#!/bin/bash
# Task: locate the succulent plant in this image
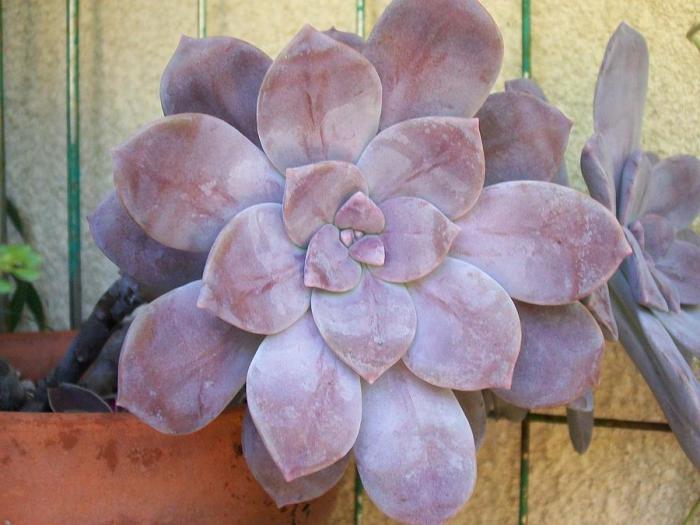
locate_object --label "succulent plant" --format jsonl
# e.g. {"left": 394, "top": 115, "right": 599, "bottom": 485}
{"left": 581, "top": 23, "right": 700, "bottom": 468}
{"left": 90, "top": 0, "right": 631, "bottom": 522}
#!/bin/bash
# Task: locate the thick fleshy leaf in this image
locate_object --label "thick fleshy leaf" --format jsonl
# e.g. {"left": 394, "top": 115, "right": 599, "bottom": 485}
{"left": 634, "top": 155, "right": 700, "bottom": 229}
{"left": 364, "top": 0, "right": 503, "bottom": 128}
{"left": 372, "top": 197, "right": 460, "bottom": 283}
{"left": 637, "top": 214, "right": 674, "bottom": 260}
{"left": 611, "top": 273, "right": 700, "bottom": 468}
{"left": 477, "top": 92, "right": 572, "bottom": 186}
{"left": 582, "top": 284, "right": 619, "bottom": 341}
{"left": 323, "top": 27, "right": 364, "bottom": 52}
{"left": 452, "top": 181, "right": 630, "bottom": 304}
{"left": 114, "top": 113, "right": 284, "bottom": 252}
{"left": 617, "top": 149, "right": 652, "bottom": 225}
{"left": 242, "top": 409, "right": 349, "bottom": 508}
{"left": 118, "top": 281, "right": 260, "bottom": 434}
{"left": 48, "top": 384, "right": 112, "bottom": 413}
{"left": 485, "top": 391, "right": 528, "bottom": 423}
{"left": 311, "top": 270, "right": 416, "bottom": 383}
{"left": 257, "top": 25, "right": 381, "bottom": 172}
{"left": 649, "top": 265, "right": 681, "bottom": 313}
{"left": 304, "top": 224, "right": 362, "bottom": 292}
{"left": 403, "top": 258, "right": 521, "bottom": 390}
{"left": 454, "top": 390, "right": 487, "bottom": 451}
{"left": 655, "top": 240, "right": 700, "bottom": 305}
{"left": 89, "top": 191, "right": 207, "bottom": 299}
{"left": 348, "top": 235, "right": 385, "bottom": 266}
{"left": 493, "top": 302, "right": 604, "bottom": 409}
{"left": 355, "top": 362, "right": 476, "bottom": 525}
{"left": 357, "top": 117, "right": 485, "bottom": 219}
{"left": 566, "top": 390, "right": 594, "bottom": 454}
{"left": 654, "top": 307, "right": 700, "bottom": 358}
{"left": 160, "top": 36, "right": 271, "bottom": 146}
{"left": 593, "top": 23, "right": 648, "bottom": 187}
{"left": 284, "top": 161, "right": 368, "bottom": 246}
{"left": 199, "top": 203, "right": 309, "bottom": 335}
{"left": 334, "top": 191, "right": 385, "bottom": 233}
{"left": 621, "top": 228, "right": 668, "bottom": 311}
{"left": 246, "top": 313, "right": 362, "bottom": 481}
{"left": 580, "top": 134, "right": 617, "bottom": 212}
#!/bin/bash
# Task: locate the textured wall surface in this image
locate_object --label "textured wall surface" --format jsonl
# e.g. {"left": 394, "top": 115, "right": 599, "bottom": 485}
{"left": 3, "top": 0, "right": 699, "bottom": 523}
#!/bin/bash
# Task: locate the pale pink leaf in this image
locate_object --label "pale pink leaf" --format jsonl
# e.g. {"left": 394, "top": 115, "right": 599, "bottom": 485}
{"left": 452, "top": 181, "right": 630, "bottom": 304}
{"left": 323, "top": 27, "right": 365, "bottom": 52}
{"left": 355, "top": 362, "right": 476, "bottom": 525}
{"left": 257, "top": 25, "right": 381, "bottom": 172}
{"left": 617, "top": 149, "right": 652, "bottom": 225}
{"left": 581, "top": 284, "right": 619, "bottom": 341}
{"left": 117, "top": 281, "right": 260, "bottom": 434}
{"left": 477, "top": 92, "right": 572, "bottom": 186}
{"left": 304, "top": 224, "right": 362, "bottom": 292}
{"left": 372, "top": 197, "right": 460, "bottom": 283}
{"left": 357, "top": 117, "right": 485, "bottom": 219}
{"left": 348, "top": 235, "right": 385, "bottom": 266}
{"left": 88, "top": 191, "right": 206, "bottom": 299}
{"left": 284, "top": 161, "right": 368, "bottom": 246}
{"left": 246, "top": 313, "right": 362, "bottom": 481}
{"left": 113, "top": 113, "right": 283, "bottom": 252}
{"left": 637, "top": 214, "right": 674, "bottom": 261}
{"left": 493, "top": 302, "right": 605, "bottom": 409}
{"left": 621, "top": 228, "right": 669, "bottom": 311}
{"left": 453, "top": 390, "right": 487, "bottom": 451}
{"left": 199, "top": 203, "right": 310, "bottom": 335}
{"left": 242, "top": 409, "right": 350, "bottom": 508}
{"left": 311, "top": 270, "right": 416, "bottom": 383}
{"left": 160, "top": 36, "right": 271, "bottom": 146}
{"left": 655, "top": 240, "right": 700, "bottom": 305}
{"left": 364, "top": 0, "right": 503, "bottom": 128}
{"left": 334, "top": 191, "right": 385, "bottom": 234}
{"left": 403, "top": 258, "right": 521, "bottom": 390}
{"left": 580, "top": 134, "right": 617, "bottom": 212}
{"left": 654, "top": 307, "right": 700, "bottom": 358}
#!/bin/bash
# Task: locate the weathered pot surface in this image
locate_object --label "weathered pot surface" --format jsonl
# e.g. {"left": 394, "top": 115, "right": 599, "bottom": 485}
{"left": 0, "top": 331, "right": 340, "bottom": 524}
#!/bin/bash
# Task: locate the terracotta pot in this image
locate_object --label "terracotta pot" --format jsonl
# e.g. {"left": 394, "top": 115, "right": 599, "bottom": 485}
{"left": 0, "top": 331, "right": 339, "bottom": 524}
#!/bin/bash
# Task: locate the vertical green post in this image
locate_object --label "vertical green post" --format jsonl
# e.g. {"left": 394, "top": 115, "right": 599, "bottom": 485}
{"left": 66, "top": 0, "right": 81, "bottom": 328}
{"left": 0, "top": 0, "right": 6, "bottom": 245}
{"left": 521, "top": 0, "right": 531, "bottom": 78}
{"left": 518, "top": 417, "right": 530, "bottom": 525}
{"left": 198, "top": 0, "right": 207, "bottom": 38}
{"left": 356, "top": 0, "right": 366, "bottom": 39}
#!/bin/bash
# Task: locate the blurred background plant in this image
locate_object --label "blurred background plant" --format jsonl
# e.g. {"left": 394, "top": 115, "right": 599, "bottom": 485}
{"left": 1, "top": 198, "right": 47, "bottom": 331}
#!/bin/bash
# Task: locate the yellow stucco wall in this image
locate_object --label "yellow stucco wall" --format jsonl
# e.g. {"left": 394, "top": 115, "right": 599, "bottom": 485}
{"left": 3, "top": 1, "right": 699, "bottom": 523}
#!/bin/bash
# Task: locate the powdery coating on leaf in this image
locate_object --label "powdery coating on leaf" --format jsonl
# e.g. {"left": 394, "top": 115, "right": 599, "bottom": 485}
{"left": 364, "top": 0, "right": 503, "bottom": 129}
{"left": 113, "top": 113, "right": 284, "bottom": 252}
{"left": 257, "top": 25, "right": 381, "bottom": 172}
{"left": 334, "top": 191, "right": 385, "bottom": 233}
{"left": 246, "top": 313, "right": 361, "bottom": 481}
{"left": 372, "top": 197, "right": 460, "bottom": 283}
{"left": 453, "top": 390, "right": 487, "bottom": 451}
{"left": 493, "top": 301, "right": 605, "bottom": 409}
{"left": 632, "top": 155, "right": 700, "bottom": 230}
{"left": 593, "top": 22, "right": 648, "bottom": 188}
{"left": 581, "top": 284, "right": 619, "bottom": 341}
{"left": 617, "top": 149, "right": 652, "bottom": 225}
{"left": 118, "top": 281, "right": 261, "bottom": 434}
{"left": 452, "top": 181, "right": 630, "bottom": 305}
{"left": 355, "top": 362, "right": 476, "bottom": 525}
{"left": 323, "top": 27, "right": 365, "bottom": 53}
{"left": 311, "top": 269, "right": 417, "bottom": 383}
{"left": 637, "top": 214, "right": 674, "bottom": 260}
{"left": 403, "top": 257, "right": 521, "bottom": 390}
{"left": 581, "top": 134, "right": 617, "bottom": 213}
{"left": 88, "top": 191, "right": 206, "bottom": 299}
{"left": 200, "top": 203, "right": 310, "bottom": 335}
{"left": 348, "top": 235, "right": 385, "bottom": 266}
{"left": 504, "top": 78, "right": 547, "bottom": 99}
{"left": 242, "top": 409, "right": 350, "bottom": 507}
{"left": 160, "top": 35, "right": 271, "bottom": 146}
{"left": 655, "top": 240, "right": 700, "bottom": 305}
{"left": 477, "top": 92, "right": 572, "bottom": 186}
{"left": 357, "top": 117, "right": 485, "bottom": 220}
{"left": 621, "top": 228, "right": 669, "bottom": 312}
{"left": 655, "top": 306, "right": 700, "bottom": 358}
{"left": 304, "top": 224, "right": 362, "bottom": 292}
{"left": 284, "top": 161, "right": 368, "bottom": 246}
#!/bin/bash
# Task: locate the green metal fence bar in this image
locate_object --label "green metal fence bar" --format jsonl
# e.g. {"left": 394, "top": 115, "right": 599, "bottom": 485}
{"left": 521, "top": 0, "right": 531, "bottom": 78}
{"left": 0, "top": 0, "right": 6, "bottom": 244}
{"left": 66, "top": 0, "right": 81, "bottom": 328}
{"left": 518, "top": 417, "right": 530, "bottom": 525}
{"left": 198, "top": 0, "right": 207, "bottom": 38}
